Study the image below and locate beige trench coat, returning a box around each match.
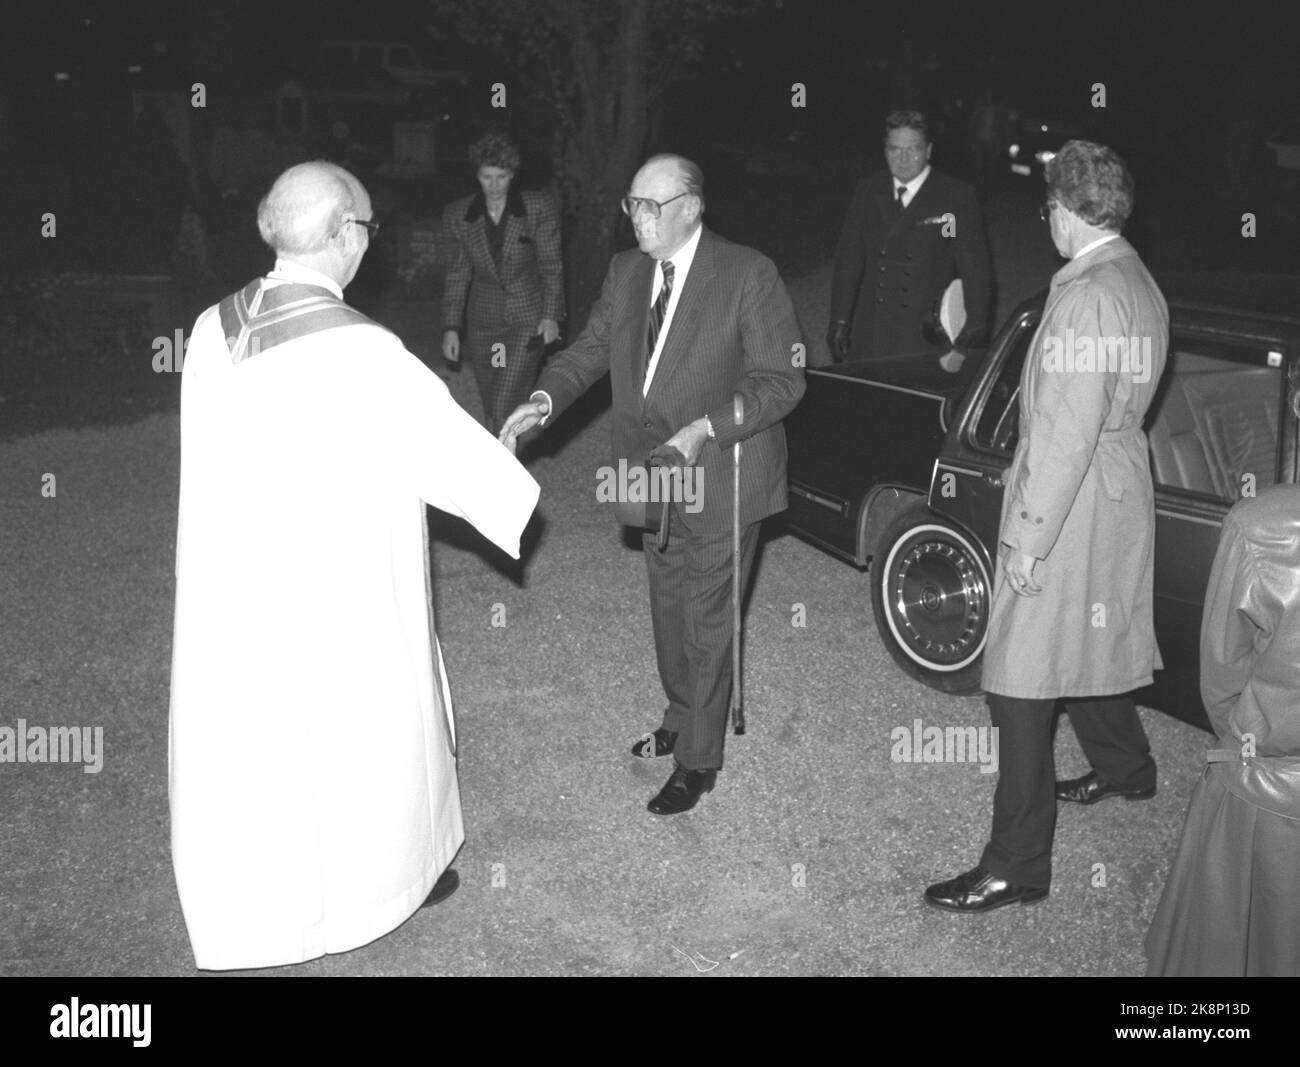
[981,237,1168,698]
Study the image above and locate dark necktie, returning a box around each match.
[895,184,907,216]
[645,260,675,379]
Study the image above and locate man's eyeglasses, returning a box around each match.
[348,218,381,237]
[621,192,689,219]
[1038,200,1058,222]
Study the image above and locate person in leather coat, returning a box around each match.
[1145,478,1300,975]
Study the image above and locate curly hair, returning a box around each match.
[1046,139,1135,231]
[469,132,521,172]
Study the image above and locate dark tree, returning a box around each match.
[434,0,763,327]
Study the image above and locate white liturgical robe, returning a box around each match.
[169,275,539,970]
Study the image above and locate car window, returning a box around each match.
[970,315,1036,453]
[1145,338,1286,501]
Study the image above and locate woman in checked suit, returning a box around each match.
[441,133,565,435]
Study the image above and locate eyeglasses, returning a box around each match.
[348,218,381,237]
[621,192,689,219]
[1038,201,1058,222]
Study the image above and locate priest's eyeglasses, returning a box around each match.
[348,218,381,237]
[621,192,689,219]
[1038,200,1058,222]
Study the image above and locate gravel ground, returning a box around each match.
[0,200,1212,977]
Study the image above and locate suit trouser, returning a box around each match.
[643,502,760,772]
[467,323,541,436]
[979,693,1157,888]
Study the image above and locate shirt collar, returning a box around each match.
[659,223,703,280]
[1072,233,1120,261]
[897,165,931,198]
[269,259,344,300]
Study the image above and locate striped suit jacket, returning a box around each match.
[536,227,805,537]
[441,186,565,332]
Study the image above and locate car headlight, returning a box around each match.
[1035,149,1056,165]
[1008,143,1020,159]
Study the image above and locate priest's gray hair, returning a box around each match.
[257,161,364,255]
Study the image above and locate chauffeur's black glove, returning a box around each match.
[826,320,850,362]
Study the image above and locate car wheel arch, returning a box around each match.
[857,484,929,565]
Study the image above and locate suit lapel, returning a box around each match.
[905,173,942,222]
[467,215,501,283]
[620,254,655,395]
[500,212,525,278]
[643,228,715,409]
[877,181,906,237]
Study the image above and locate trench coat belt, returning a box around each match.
[1204,749,1300,820]
[1093,425,1146,501]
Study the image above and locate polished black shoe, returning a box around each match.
[631,727,677,759]
[924,865,1048,913]
[1055,770,1156,805]
[420,867,460,908]
[647,761,716,815]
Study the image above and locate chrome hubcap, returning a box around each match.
[890,537,987,666]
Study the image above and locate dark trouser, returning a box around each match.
[643,502,760,772]
[468,325,542,436]
[979,693,1156,888]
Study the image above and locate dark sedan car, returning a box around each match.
[785,282,1300,729]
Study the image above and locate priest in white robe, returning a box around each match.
[169,161,540,971]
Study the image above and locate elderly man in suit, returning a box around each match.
[499,154,805,815]
[828,110,992,362]
[925,140,1168,912]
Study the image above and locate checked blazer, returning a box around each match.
[830,168,992,359]
[441,186,564,431]
[535,227,805,537]
[441,186,564,333]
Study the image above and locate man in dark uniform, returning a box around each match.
[828,110,992,362]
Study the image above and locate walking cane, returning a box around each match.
[730,393,745,735]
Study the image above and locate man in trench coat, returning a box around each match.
[926,141,1168,912]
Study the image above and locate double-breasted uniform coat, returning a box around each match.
[830,168,992,359]
[442,186,564,432]
[981,237,1168,698]
[1146,486,1300,976]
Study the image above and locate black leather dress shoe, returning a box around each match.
[420,867,460,908]
[1055,770,1156,805]
[631,727,677,759]
[647,761,716,815]
[923,865,1048,912]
